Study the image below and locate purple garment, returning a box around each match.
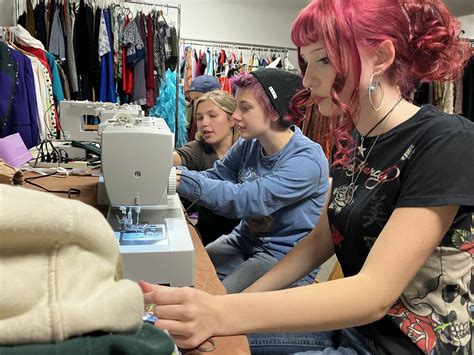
[99,8,116,103]
[0,46,39,149]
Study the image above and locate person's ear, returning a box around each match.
[269,112,280,123]
[373,39,395,74]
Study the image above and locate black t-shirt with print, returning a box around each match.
[328,105,474,354]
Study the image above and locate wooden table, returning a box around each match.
[21,172,250,355]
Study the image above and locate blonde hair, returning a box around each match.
[193,90,240,144]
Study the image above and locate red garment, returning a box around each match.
[145,15,155,107]
[17,44,59,131]
[122,17,133,96]
[197,50,202,76]
[219,49,225,65]
[218,77,231,93]
[17,44,52,80]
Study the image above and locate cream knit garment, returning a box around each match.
[0,185,144,344]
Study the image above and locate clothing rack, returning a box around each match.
[13,0,183,148]
[124,0,182,147]
[180,37,297,53]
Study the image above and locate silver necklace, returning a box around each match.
[357,96,403,158]
[343,96,402,207]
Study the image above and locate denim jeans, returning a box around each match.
[206,234,315,293]
[248,328,379,354]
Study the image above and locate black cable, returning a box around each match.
[24,171,81,199]
[178,173,202,214]
[185,216,204,243]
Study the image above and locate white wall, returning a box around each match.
[459,14,474,38]
[0,0,15,27]
[161,0,305,68]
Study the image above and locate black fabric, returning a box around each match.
[17,13,26,28]
[74,0,94,100]
[250,68,302,118]
[34,1,47,48]
[462,58,474,122]
[413,82,430,106]
[0,324,175,355]
[328,105,474,354]
[196,206,240,246]
[48,0,56,42]
[91,7,101,99]
[165,26,178,72]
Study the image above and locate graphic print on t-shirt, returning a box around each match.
[327,106,474,354]
[238,166,273,238]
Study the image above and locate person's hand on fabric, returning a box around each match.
[139,280,219,349]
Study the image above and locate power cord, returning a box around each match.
[185,215,203,241]
[24,171,81,199]
[177,173,202,214]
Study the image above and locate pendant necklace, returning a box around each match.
[344,96,403,207]
[357,96,403,158]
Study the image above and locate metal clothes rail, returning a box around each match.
[180,37,297,52]
[13,0,182,147]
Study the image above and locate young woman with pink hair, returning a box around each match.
[140,1,473,353]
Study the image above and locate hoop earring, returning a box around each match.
[368,72,384,111]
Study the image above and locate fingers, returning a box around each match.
[154,304,188,320]
[154,319,191,337]
[143,285,194,306]
[138,280,156,293]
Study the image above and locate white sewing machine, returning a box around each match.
[59,100,195,287]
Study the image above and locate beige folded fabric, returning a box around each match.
[0,185,144,345]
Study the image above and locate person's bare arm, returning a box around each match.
[172,151,182,166]
[142,205,459,349]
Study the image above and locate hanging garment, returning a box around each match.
[166,25,178,71]
[150,69,187,147]
[27,56,45,140]
[25,53,56,138]
[64,2,78,94]
[110,6,121,81]
[121,17,133,98]
[48,4,65,60]
[92,6,102,100]
[146,14,156,107]
[99,9,115,103]
[205,48,214,76]
[45,51,65,108]
[57,63,71,101]
[0,43,40,149]
[183,46,193,92]
[11,25,45,51]
[74,0,94,100]
[33,1,48,48]
[25,0,36,37]
[131,15,146,105]
[218,76,232,93]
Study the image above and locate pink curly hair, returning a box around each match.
[291,0,471,167]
